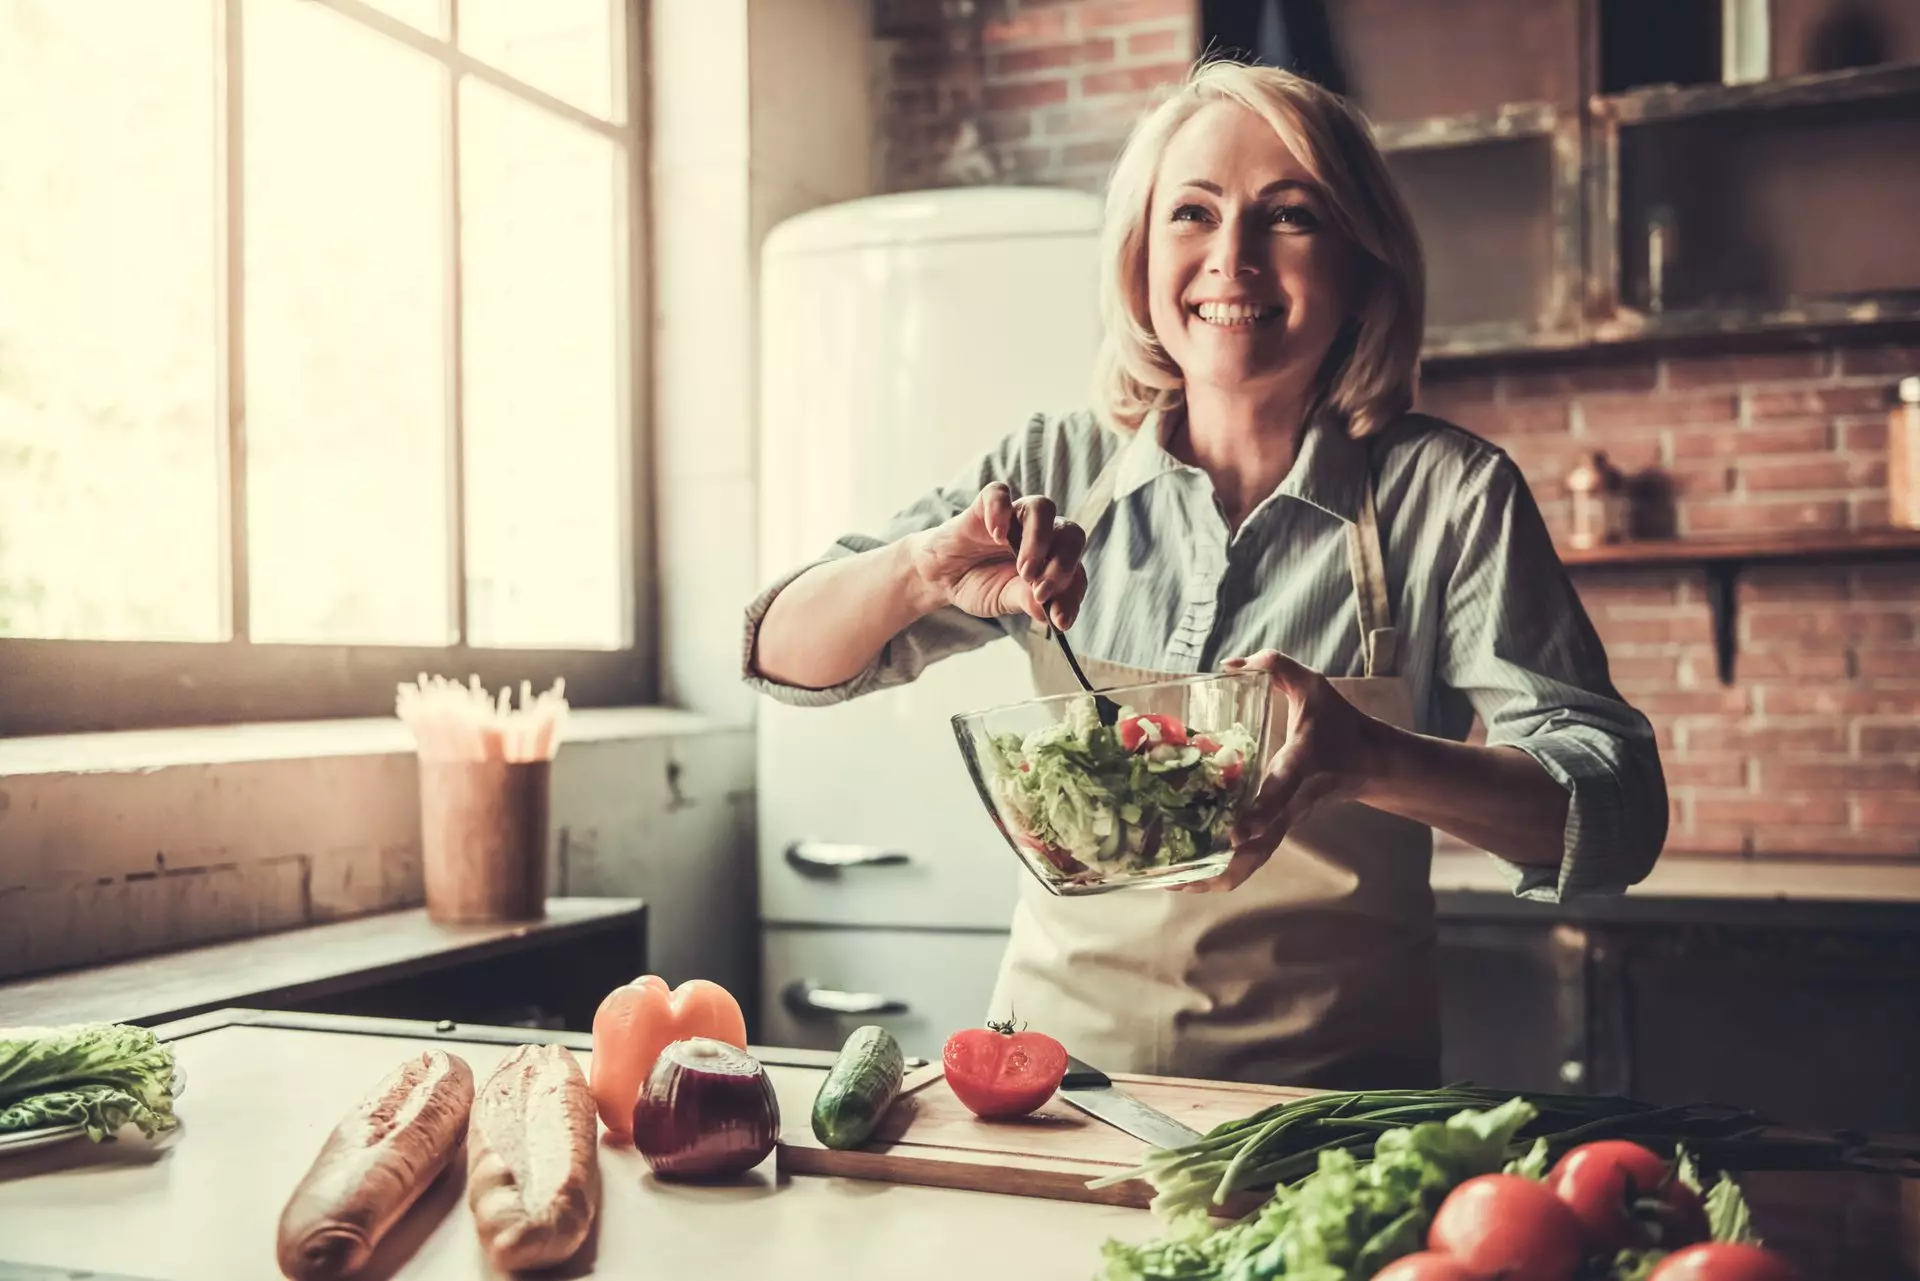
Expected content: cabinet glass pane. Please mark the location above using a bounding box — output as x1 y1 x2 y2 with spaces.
1619 97 1920 314
1389 137 1558 333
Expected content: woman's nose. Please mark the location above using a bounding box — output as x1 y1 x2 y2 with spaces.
1207 217 1262 279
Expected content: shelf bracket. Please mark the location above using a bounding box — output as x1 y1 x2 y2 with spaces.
1703 559 1740 686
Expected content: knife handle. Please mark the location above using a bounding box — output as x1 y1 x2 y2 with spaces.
1062 1054 1110 1090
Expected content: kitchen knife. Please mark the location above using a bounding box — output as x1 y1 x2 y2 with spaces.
1058 1054 1202 1151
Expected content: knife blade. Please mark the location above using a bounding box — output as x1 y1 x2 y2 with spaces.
1057 1054 1202 1151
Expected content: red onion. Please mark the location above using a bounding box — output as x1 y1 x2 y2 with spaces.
631 1037 780 1179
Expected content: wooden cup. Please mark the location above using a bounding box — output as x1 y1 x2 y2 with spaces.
418 759 551 924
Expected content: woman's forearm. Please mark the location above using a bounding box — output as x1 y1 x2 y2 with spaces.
751 538 943 691
1360 728 1569 868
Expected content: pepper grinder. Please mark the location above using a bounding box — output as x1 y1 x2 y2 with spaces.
1567 451 1627 549
1892 376 1920 530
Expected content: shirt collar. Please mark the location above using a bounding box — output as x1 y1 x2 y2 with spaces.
1112 406 1367 525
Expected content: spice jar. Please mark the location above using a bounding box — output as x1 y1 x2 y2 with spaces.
1892 375 1920 530
1567 451 1627 548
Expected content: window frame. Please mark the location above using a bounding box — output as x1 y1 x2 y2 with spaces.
0 0 654 738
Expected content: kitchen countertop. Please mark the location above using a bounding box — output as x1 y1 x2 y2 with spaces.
1429 849 1920 905
0 1013 1155 1281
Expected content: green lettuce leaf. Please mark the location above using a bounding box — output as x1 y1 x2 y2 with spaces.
1705 1171 1760 1245
1100 1100 1540 1281
1608 1248 1669 1280
0 1023 178 1141
1505 1136 1552 1179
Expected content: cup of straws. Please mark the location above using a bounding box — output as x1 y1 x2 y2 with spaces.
396 675 570 925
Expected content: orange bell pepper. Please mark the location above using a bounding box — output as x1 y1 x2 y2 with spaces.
589 975 748 1139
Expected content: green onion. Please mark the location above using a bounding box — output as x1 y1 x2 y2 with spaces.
1088 1085 1920 1222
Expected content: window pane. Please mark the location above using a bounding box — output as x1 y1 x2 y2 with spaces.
365 0 447 40
458 0 618 121
459 78 626 650
244 0 451 645
0 0 221 641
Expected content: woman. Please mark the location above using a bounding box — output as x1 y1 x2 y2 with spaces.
741 61 1666 1089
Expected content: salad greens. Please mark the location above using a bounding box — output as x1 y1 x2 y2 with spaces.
1098 1097 1767 1281
1094 1083 1781 1222
1099 1098 1538 1281
0 1022 180 1141
983 695 1258 881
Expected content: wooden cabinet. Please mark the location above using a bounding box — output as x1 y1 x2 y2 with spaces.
1381 110 1585 354
1215 0 1920 357
1436 892 1920 1135
1593 65 1920 344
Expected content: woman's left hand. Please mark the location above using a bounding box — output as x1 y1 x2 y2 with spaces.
1174 649 1388 893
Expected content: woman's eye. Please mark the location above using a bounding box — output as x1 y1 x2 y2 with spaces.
1272 204 1321 231
1171 203 1212 224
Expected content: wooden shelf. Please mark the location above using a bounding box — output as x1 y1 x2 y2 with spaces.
1589 292 1920 348
1560 527 1920 568
1595 62 1920 126
1562 529 1920 684
1374 101 1559 153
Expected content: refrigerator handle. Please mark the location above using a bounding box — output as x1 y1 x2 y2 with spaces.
782 979 910 1019
785 840 911 877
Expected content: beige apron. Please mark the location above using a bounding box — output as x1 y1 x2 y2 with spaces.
986 430 1441 1089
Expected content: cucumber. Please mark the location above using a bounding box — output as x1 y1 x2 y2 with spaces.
810 1024 906 1150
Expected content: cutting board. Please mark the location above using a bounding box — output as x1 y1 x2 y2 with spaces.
777 1065 1312 1214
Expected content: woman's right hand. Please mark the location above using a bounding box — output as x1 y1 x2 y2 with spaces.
906 483 1088 629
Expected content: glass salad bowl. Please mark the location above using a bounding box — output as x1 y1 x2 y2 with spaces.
951 671 1273 896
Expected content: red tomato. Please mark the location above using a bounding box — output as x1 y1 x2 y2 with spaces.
1191 733 1244 787
1016 831 1086 875
1118 713 1188 752
942 1022 1068 1119
1548 1140 1709 1253
1430 1175 1585 1281
1373 1252 1488 1281
1648 1243 1803 1281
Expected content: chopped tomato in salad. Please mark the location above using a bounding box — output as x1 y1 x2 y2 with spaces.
983 697 1258 881
1116 713 1188 752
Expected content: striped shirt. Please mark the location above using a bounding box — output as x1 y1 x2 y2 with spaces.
742 409 1669 903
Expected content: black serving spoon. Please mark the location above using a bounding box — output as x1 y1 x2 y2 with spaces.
1007 510 1121 727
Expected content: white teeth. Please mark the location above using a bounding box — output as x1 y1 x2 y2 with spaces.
1195 302 1276 325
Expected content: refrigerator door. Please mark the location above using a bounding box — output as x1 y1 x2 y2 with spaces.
755 189 1104 931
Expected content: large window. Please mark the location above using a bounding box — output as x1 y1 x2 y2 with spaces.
0 0 648 734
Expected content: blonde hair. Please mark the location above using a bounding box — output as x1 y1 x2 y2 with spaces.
1092 60 1426 440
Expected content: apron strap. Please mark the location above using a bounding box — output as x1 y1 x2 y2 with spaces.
1345 467 1400 679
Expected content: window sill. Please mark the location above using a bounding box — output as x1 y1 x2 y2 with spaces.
0 707 730 778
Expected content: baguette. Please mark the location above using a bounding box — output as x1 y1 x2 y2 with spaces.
466 1043 600 1271
276 1049 475 1281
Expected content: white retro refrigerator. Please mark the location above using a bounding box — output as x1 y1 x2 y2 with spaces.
754 187 1104 1057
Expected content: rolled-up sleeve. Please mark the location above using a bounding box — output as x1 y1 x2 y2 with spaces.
740 413 1066 707
1437 451 1669 902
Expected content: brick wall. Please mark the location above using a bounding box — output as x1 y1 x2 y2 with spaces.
1419 339 1920 861
872 0 1920 869
874 0 1196 192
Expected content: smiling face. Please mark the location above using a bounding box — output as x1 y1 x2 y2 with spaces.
1144 100 1357 405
